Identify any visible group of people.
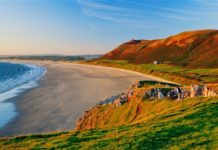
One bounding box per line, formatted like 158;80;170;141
144;86;184;100
169;86;185;100
190;85;216;97
112;85;136;107
144;84;217;101
98;83;217;107
99;87;135;107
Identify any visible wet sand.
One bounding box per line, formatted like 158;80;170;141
0;61;168;137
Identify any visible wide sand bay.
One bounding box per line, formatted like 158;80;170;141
0;62;166;137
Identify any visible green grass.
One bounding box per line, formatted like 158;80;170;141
0;59;217;149
86;59;218;84
1;97;217;149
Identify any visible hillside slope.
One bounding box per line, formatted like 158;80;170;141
102;30;218;68
76;87;218;130
1;97;217;149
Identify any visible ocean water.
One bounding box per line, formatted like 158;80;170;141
0;62;46;128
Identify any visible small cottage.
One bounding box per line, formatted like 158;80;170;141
153;60;161;64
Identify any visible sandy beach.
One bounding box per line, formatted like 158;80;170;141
0;61;167;137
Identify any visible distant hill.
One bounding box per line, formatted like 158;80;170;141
102;30;218;68
0;54;102;61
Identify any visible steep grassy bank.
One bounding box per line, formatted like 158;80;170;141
1;97;217;149
84;59;218;85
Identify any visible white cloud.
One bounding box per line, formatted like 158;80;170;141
77;0;125;11
76;0;218;27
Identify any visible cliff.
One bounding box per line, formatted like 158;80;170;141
76;84;218;130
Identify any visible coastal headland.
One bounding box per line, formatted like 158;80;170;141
0;61;168;137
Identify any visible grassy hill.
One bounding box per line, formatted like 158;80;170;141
1;97;217;149
102;30;218;68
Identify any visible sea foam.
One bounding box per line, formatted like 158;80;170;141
0;62;46;128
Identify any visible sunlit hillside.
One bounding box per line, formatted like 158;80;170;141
102;30;218;68
0;97;217;149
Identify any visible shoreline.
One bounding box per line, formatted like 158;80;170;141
79;62;179;85
0;62;46;130
0;60;170;137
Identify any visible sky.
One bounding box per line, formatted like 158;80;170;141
0;0;218;55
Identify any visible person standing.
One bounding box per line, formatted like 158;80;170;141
176;86;182;100
203;85;209;97
157;89;164;99
190;85;195;98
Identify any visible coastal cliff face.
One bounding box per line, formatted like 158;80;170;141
76;84;218;131
76;88;148;130
102;30;218;68
1;97;217;149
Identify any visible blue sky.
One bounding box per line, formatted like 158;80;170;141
0;0;218;55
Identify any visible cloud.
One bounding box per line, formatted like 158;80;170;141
77;0;125;11
76;0;155;29
76;0;218;27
